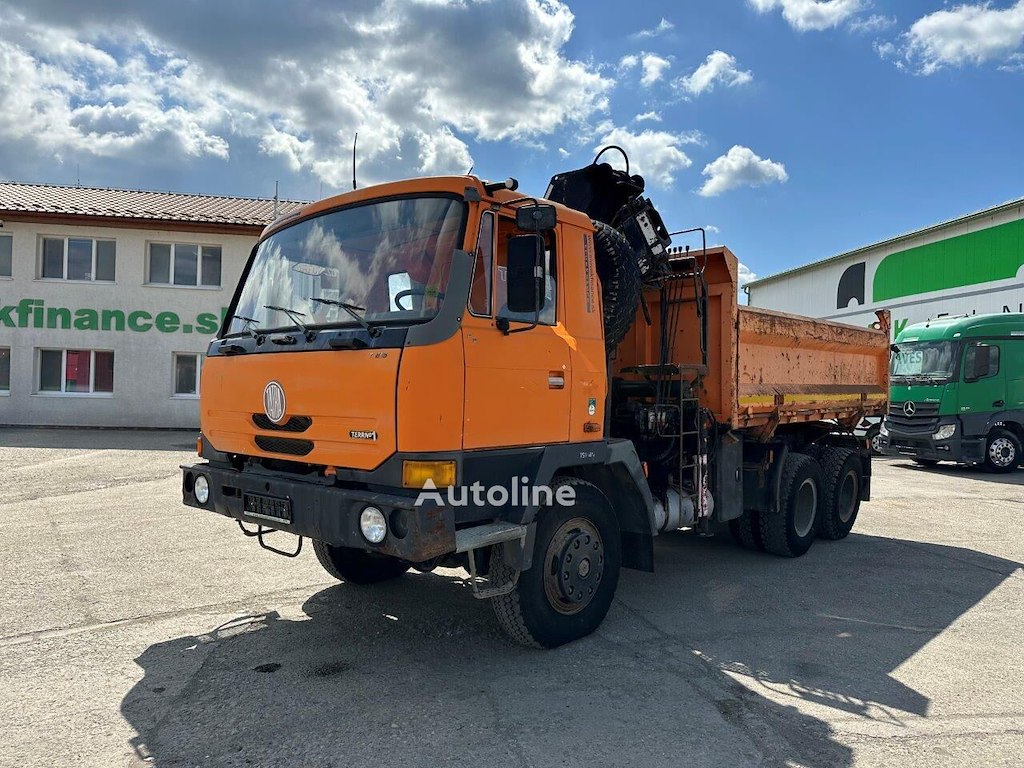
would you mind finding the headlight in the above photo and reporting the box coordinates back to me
[359,506,387,544]
[933,424,956,441]
[879,421,889,436]
[194,474,210,505]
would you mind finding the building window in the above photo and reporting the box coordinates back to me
[148,243,221,287]
[0,347,9,393]
[38,237,116,281]
[37,349,114,394]
[0,235,11,277]
[173,353,201,397]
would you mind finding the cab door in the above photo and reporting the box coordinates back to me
[462,211,572,449]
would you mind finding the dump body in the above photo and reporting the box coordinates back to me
[616,247,890,438]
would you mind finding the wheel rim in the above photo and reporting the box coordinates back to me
[837,469,859,524]
[543,518,604,616]
[988,437,1016,468]
[870,433,883,454]
[792,478,818,538]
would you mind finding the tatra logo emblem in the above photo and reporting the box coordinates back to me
[903,401,916,417]
[263,381,286,423]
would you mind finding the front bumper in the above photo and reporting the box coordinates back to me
[880,430,985,464]
[181,462,455,562]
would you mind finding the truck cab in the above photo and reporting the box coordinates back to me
[880,313,1024,472]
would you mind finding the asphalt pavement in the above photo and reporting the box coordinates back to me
[0,428,1021,767]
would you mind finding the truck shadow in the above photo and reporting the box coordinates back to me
[120,533,1020,767]
[890,460,1024,486]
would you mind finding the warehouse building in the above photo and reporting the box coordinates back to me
[0,183,304,428]
[745,197,1024,338]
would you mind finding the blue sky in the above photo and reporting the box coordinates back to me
[1,0,1023,284]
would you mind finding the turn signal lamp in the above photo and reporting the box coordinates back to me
[402,460,456,489]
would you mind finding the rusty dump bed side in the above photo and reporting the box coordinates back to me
[615,247,890,437]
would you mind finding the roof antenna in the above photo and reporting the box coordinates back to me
[352,132,358,190]
[76,163,80,187]
[467,165,474,175]
[273,180,279,218]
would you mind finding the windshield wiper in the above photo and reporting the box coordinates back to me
[226,314,265,346]
[264,305,316,342]
[309,297,382,337]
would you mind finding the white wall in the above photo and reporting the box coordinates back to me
[747,203,1024,337]
[0,219,257,428]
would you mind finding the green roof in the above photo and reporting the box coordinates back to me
[895,313,1024,342]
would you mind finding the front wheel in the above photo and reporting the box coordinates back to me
[312,540,410,584]
[490,478,621,648]
[985,429,1021,474]
[867,427,883,456]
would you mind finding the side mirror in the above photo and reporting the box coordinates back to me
[506,235,545,313]
[515,204,557,232]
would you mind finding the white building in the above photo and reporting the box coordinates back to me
[0,183,304,428]
[745,197,1024,337]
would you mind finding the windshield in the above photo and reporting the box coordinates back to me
[890,340,959,382]
[227,196,466,336]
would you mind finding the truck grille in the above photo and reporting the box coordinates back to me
[252,414,312,433]
[254,435,314,456]
[888,401,940,432]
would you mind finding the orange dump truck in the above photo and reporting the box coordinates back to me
[181,152,889,647]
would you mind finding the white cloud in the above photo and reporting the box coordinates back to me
[849,14,896,34]
[901,1,1024,75]
[640,53,671,86]
[677,51,753,96]
[633,111,662,123]
[0,0,613,185]
[632,18,675,39]
[620,52,672,86]
[748,0,864,32]
[595,127,696,188]
[705,224,721,235]
[698,145,788,197]
[738,262,757,286]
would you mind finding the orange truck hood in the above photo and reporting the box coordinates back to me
[200,349,399,470]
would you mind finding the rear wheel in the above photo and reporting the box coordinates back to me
[816,447,862,540]
[312,541,409,585]
[985,428,1021,473]
[760,453,822,557]
[729,509,763,550]
[491,478,621,648]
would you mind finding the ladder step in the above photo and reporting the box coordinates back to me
[455,522,527,553]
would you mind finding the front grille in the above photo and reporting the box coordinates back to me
[252,414,312,433]
[888,401,940,432]
[254,435,314,456]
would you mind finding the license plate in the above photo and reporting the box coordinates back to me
[243,493,292,523]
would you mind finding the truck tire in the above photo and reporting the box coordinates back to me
[866,426,883,456]
[984,428,1021,473]
[490,478,621,648]
[760,453,822,557]
[592,220,643,354]
[312,540,409,585]
[728,509,763,550]
[815,447,862,540]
